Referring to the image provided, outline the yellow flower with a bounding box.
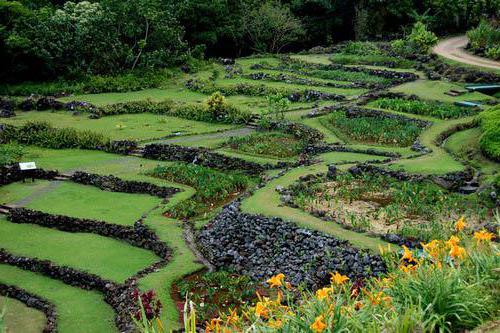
[267,273,285,288]
[310,315,327,333]
[316,286,333,300]
[255,302,269,318]
[205,318,222,333]
[225,308,238,326]
[455,216,467,232]
[330,272,349,285]
[268,319,283,329]
[399,264,417,273]
[401,245,416,263]
[449,244,466,259]
[473,230,495,245]
[445,235,460,248]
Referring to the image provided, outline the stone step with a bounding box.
[458,185,478,194]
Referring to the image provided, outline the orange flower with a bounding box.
[268,319,283,329]
[255,301,269,318]
[310,315,327,333]
[225,308,238,326]
[473,230,495,245]
[455,216,467,232]
[401,245,416,263]
[330,272,349,285]
[316,286,333,300]
[449,244,466,259]
[399,264,417,273]
[445,236,460,248]
[267,273,285,288]
[365,290,392,307]
[354,301,363,311]
[205,318,222,333]
[421,240,441,259]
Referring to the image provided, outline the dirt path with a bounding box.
[10,180,63,208]
[433,36,500,71]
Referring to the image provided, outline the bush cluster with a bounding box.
[391,22,438,57]
[226,132,306,158]
[373,97,479,119]
[467,20,500,60]
[479,105,500,161]
[0,143,24,167]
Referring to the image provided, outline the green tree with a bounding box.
[243,0,304,53]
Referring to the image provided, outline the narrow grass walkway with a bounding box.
[0,217,159,283]
[0,264,116,333]
[241,153,395,253]
[0,296,47,333]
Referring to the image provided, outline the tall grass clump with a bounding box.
[373,98,479,119]
[479,105,500,161]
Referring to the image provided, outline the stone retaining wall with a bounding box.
[197,202,386,289]
[0,284,57,333]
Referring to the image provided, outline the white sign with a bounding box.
[19,162,37,170]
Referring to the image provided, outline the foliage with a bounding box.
[242,0,304,53]
[267,93,290,120]
[0,121,109,149]
[0,143,24,166]
[226,131,305,158]
[340,41,381,56]
[391,21,438,56]
[151,163,254,218]
[467,20,500,60]
[479,105,500,161]
[373,97,479,119]
[328,53,414,68]
[177,271,259,323]
[325,112,422,146]
[173,228,499,333]
[307,69,391,85]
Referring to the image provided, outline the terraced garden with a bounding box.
[0,47,499,333]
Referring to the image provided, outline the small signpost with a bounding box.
[19,162,37,183]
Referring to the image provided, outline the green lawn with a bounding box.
[290,54,333,65]
[0,217,159,282]
[390,80,493,103]
[0,296,47,333]
[0,264,116,333]
[0,181,161,226]
[3,111,236,141]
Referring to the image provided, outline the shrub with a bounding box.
[392,22,438,56]
[467,20,500,60]
[1,121,109,149]
[0,143,24,166]
[479,105,500,161]
[325,112,422,146]
[372,97,479,119]
[341,41,381,56]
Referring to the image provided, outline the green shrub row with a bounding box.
[373,97,479,119]
[0,69,174,96]
[186,79,290,98]
[151,163,255,218]
[328,53,414,68]
[0,122,109,150]
[325,112,422,146]
[479,105,500,161]
[0,143,25,167]
[307,69,391,85]
[467,20,500,60]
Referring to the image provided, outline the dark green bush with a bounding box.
[479,105,500,161]
[0,144,24,166]
[1,122,109,149]
[467,20,500,60]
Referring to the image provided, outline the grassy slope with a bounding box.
[0,264,116,333]
[0,217,159,282]
[0,296,47,333]
[3,111,236,141]
[241,154,395,253]
[390,80,493,103]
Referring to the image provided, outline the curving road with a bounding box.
[433,35,500,71]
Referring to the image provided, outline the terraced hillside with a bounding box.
[0,51,498,332]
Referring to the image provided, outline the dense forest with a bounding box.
[1,0,499,81]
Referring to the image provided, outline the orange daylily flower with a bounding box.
[365,290,392,307]
[255,301,269,318]
[401,245,417,263]
[267,273,285,288]
[330,272,349,285]
[316,286,333,300]
[421,239,441,259]
[455,216,467,232]
[399,264,417,273]
[310,315,327,333]
[225,308,238,326]
[205,318,222,333]
[449,244,466,259]
[473,230,495,245]
[445,235,461,248]
[268,319,283,329]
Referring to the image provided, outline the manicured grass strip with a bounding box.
[2,111,236,141]
[0,264,116,333]
[0,296,47,333]
[241,161,393,253]
[390,79,493,103]
[216,149,296,165]
[139,196,203,330]
[299,116,343,144]
[0,181,160,226]
[389,117,471,175]
[0,217,159,282]
[320,152,389,164]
